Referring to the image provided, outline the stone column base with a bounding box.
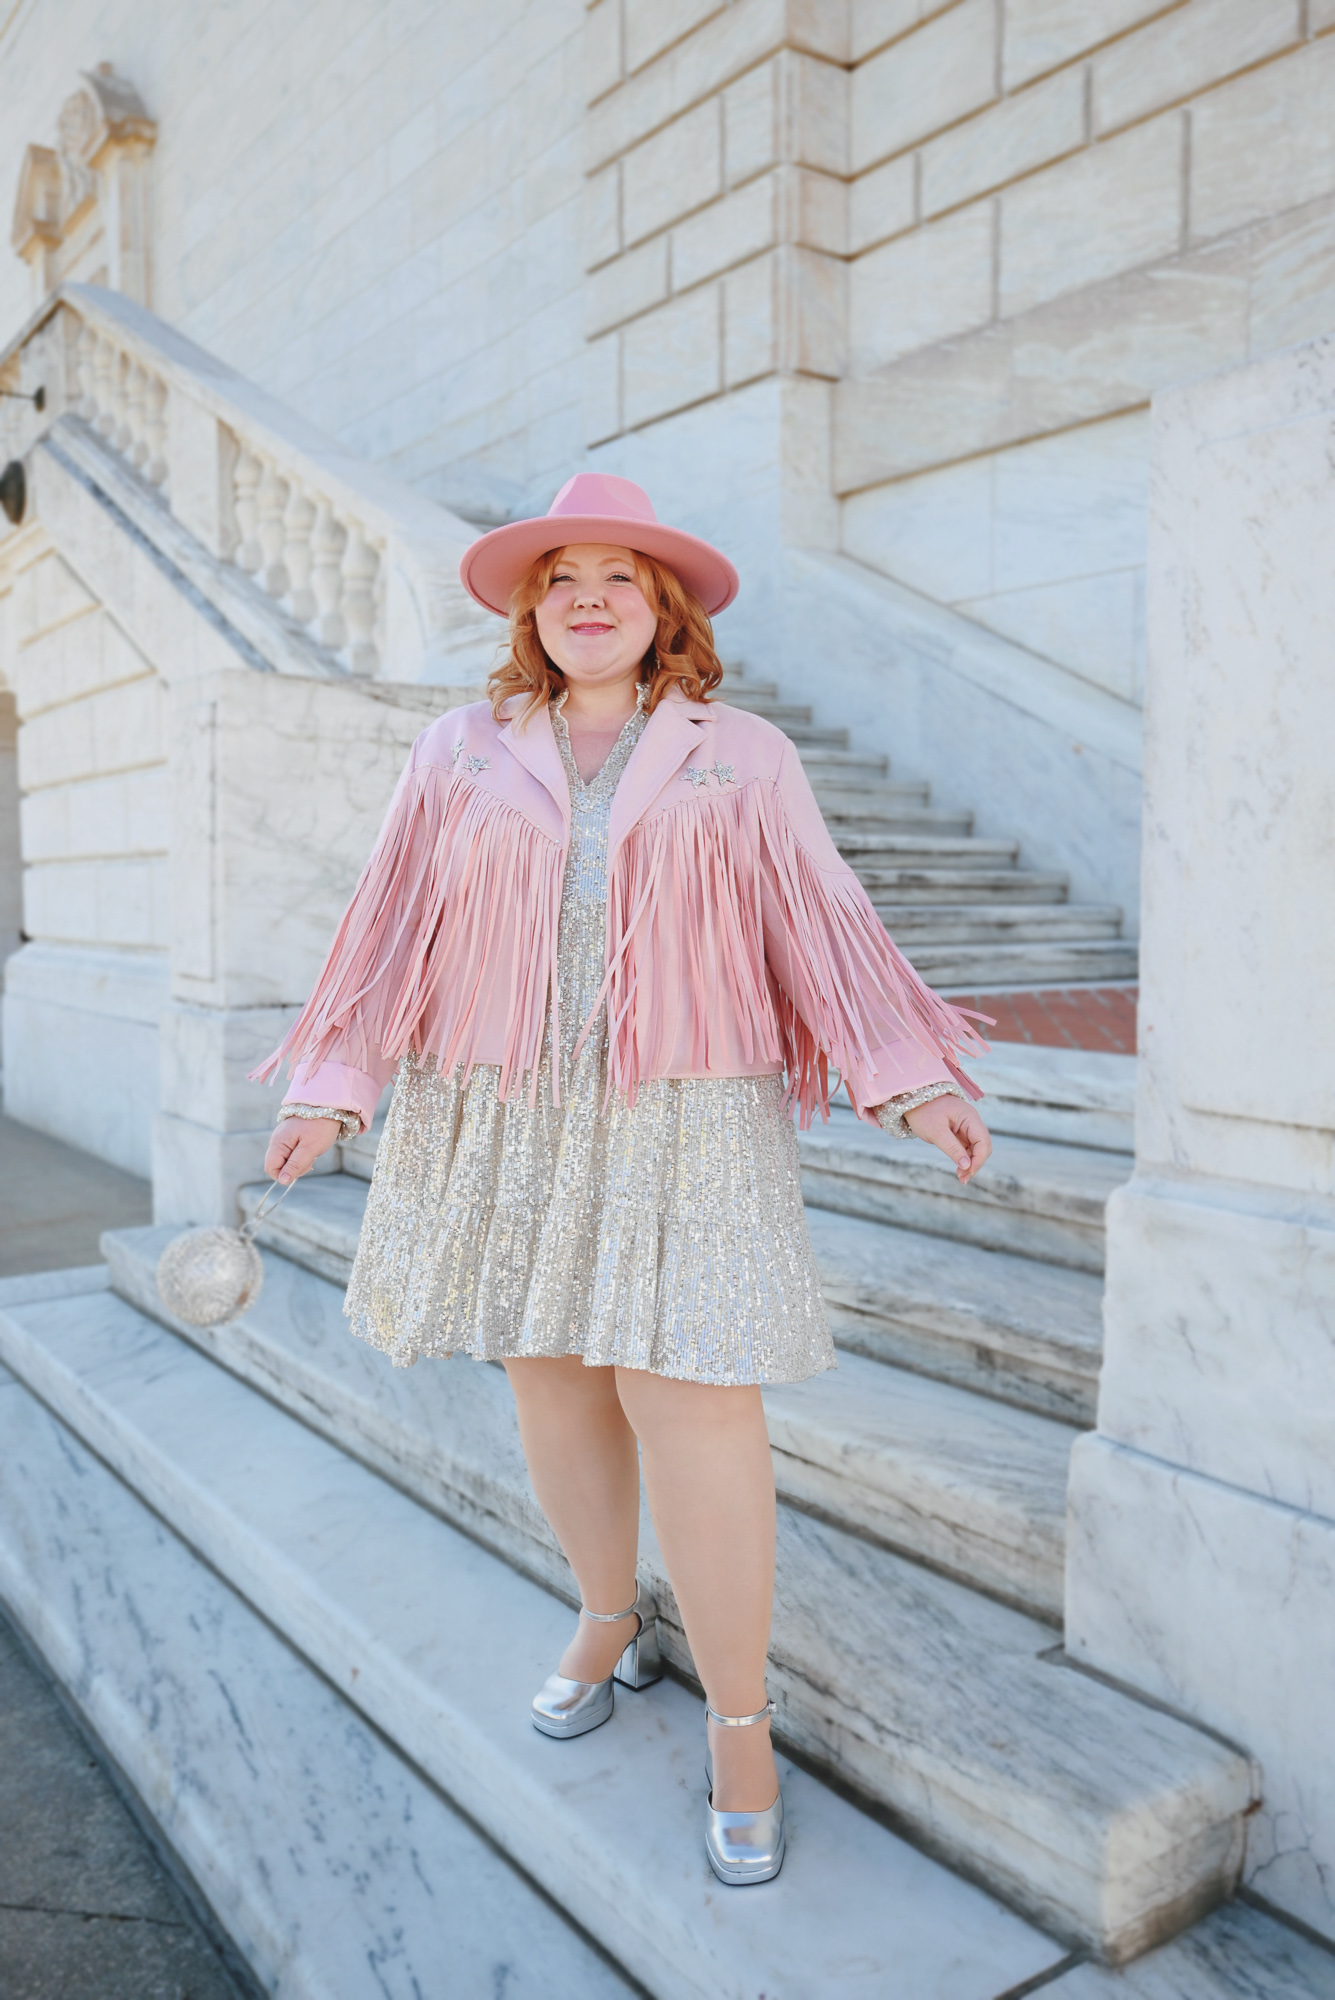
[1066,1431,1334,1945]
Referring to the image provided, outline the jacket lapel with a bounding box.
[498,700,570,834]
[609,689,709,859]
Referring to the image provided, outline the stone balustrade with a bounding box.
[0,282,500,685]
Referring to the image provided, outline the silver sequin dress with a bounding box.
[344,700,836,1386]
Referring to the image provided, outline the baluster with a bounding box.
[257,461,290,596]
[109,348,132,454]
[124,360,148,468]
[143,374,168,486]
[93,334,117,435]
[341,526,380,674]
[283,483,317,624]
[76,321,98,419]
[311,501,347,649]
[233,449,262,572]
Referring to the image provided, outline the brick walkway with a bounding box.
[949,985,1138,1055]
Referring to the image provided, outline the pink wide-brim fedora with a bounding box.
[458,473,739,617]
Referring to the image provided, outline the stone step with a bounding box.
[719,691,816,728]
[772,720,850,747]
[1039,1899,1335,1999]
[805,1207,1105,1426]
[815,780,933,812]
[236,1168,1104,1425]
[836,832,1021,865]
[764,1350,1076,1619]
[827,805,977,837]
[971,1046,1136,1154]
[907,938,1140,987]
[863,869,1066,902]
[0,1298,639,2000]
[798,1115,1131,1274]
[40,1250,1256,1963]
[114,1198,1070,1620]
[881,905,1123,945]
[718,664,775,696]
[797,748,890,783]
[336,1088,1119,1424]
[0,1279,1063,1999]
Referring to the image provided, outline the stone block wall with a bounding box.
[835,4,1335,702]
[571,1,1335,700]
[4,1,1332,705]
[0,0,591,530]
[582,3,849,438]
[0,537,167,1173]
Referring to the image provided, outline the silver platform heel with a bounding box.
[531,1583,662,1740]
[704,1699,785,1886]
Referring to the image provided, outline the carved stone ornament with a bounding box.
[10,63,156,306]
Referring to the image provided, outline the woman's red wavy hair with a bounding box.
[487,546,724,724]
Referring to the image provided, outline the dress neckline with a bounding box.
[550,694,646,800]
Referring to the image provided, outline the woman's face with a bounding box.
[534,544,657,692]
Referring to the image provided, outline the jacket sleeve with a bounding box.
[249,730,440,1128]
[757,736,987,1124]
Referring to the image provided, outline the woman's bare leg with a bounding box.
[503,1355,643,1682]
[614,1370,778,1814]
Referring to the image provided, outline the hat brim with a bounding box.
[459,514,740,617]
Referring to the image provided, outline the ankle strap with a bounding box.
[582,1593,641,1624]
[706,1699,775,1728]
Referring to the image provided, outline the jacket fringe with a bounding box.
[253,763,563,1107]
[582,782,988,1125]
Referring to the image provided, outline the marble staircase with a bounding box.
[34,1206,1246,1976]
[7,998,1246,1971]
[0,1267,1062,2000]
[721,662,1138,988]
[0,997,1256,1982]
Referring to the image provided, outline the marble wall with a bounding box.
[843,413,1151,707]
[0,535,168,1172]
[1065,332,1335,1946]
[0,0,589,533]
[835,8,1335,691]
[6,2,1332,692]
[154,667,446,1223]
[4,2,1335,1185]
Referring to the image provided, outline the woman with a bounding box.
[256,473,991,1887]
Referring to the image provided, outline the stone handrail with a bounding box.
[0,283,503,682]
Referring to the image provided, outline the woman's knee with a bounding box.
[505,1354,620,1415]
[614,1368,764,1443]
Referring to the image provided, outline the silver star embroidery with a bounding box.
[711,762,736,787]
[681,765,712,790]
[465,753,491,775]
[450,741,465,766]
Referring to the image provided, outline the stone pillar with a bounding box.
[1065,334,1335,1944]
[579,6,848,673]
[151,668,436,1224]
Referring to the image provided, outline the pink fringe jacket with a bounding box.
[255,687,985,1132]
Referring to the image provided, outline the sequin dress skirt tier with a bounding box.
[344,702,836,1387]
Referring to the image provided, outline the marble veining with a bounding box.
[54,1235,1256,1961]
[0,1286,1064,1999]
[0,1362,634,2000]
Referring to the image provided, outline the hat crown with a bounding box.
[547,472,658,523]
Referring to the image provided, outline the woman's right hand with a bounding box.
[264,1116,344,1184]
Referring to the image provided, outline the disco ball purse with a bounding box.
[155,1177,298,1328]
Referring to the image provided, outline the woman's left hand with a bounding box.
[905,1095,992,1183]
